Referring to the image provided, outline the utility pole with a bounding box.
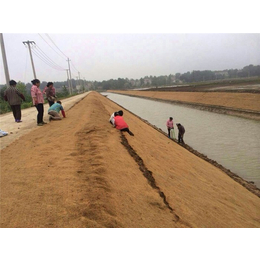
[0,33,10,87]
[75,76,79,93]
[78,71,81,87]
[66,69,70,93]
[67,58,72,95]
[23,40,37,79]
[83,77,86,92]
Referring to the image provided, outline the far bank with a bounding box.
[108,90,260,120]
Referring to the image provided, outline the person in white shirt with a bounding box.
[109,111,119,127]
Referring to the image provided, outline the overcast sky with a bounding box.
[1,2,260,85]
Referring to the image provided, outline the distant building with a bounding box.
[215,71,229,78]
[170,75,176,83]
[144,77,152,85]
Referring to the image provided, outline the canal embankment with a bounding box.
[1,91,259,227]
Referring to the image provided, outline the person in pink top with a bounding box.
[31,79,46,126]
[114,110,134,136]
[166,117,174,138]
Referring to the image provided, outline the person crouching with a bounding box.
[114,110,134,136]
[48,101,66,121]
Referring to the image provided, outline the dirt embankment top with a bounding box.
[1,92,260,228]
[142,81,260,93]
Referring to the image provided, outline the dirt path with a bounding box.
[1,92,259,227]
[0,93,89,150]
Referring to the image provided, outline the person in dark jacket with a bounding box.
[4,80,25,123]
[176,123,185,144]
[45,82,57,107]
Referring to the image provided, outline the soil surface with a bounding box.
[1,92,260,227]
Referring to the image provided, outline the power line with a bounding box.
[33,45,66,70]
[45,33,68,59]
[39,34,75,93]
[44,34,80,75]
[38,33,66,60]
[71,60,79,73]
[31,47,65,71]
[32,49,66,71]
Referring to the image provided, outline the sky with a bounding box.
[1,33,259,85]
[1,1,259,85]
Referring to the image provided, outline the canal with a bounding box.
[104,92,260,189]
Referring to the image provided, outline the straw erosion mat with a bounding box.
[1,92,260,228]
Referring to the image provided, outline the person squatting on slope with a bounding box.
[31,79,47,126]
[176,123,185,144]
[48,101,66,121]
[114,110,134,136]
[4,80,25,123]
[109,111,119,127]
[166,117,174,138]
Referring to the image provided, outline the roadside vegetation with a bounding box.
[0,81,71,114]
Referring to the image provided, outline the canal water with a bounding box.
[104,92,260,189]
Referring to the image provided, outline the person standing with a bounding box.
[166,117,174,138]
[4,80,25,123]
[31,79,46,126]
[48,101,66,121]
[176,123,185,144]
[45,82,56,107]
[114,110,134,136]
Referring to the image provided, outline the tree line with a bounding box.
[91,64,260,90]
[1,64,259,113]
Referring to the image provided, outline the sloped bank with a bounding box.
[108,90,260,120]
[1,92,259,227]
[105,96,260,198]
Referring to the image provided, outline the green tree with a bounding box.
[60,86,70,97]
[16,81,31,102]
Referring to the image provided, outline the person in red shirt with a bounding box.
[114,110,134,136]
